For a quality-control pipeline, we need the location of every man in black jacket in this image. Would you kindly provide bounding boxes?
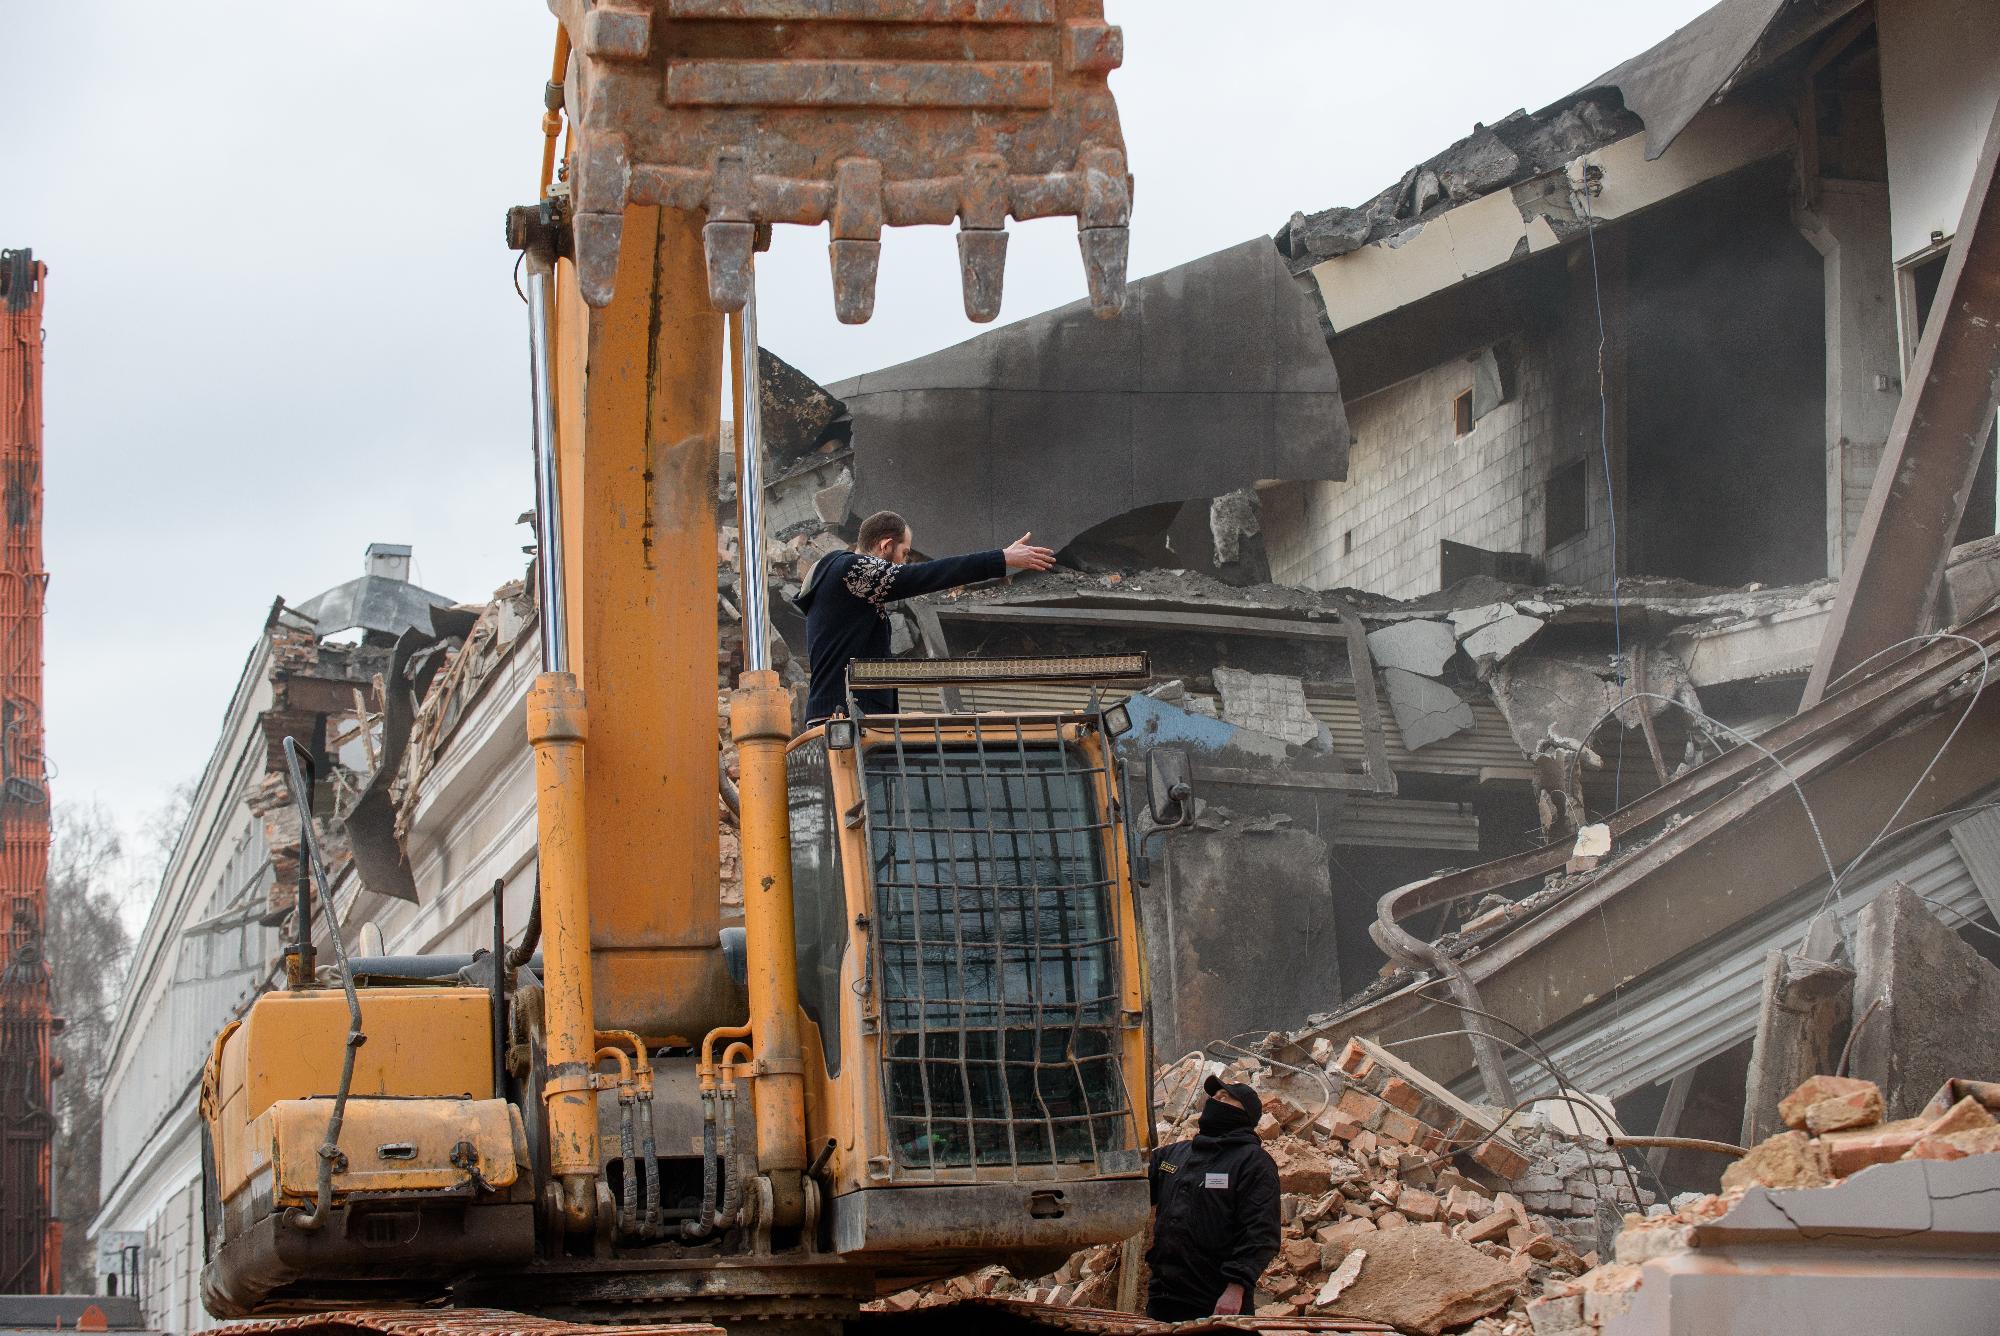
[1144,1075,1282,1321]
[796,510,1055,723]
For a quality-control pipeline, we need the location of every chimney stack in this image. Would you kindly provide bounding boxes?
[365,542,413,583]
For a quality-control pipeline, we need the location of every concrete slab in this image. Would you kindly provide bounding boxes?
[1381,669,1475,751]
[1460,612,1544,670]
[1366,619,1457,676]
[1447,602,1515,641]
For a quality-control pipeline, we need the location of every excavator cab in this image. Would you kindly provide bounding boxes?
[786,655,1155,1281]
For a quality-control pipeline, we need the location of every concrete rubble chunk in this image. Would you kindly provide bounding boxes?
[1849,883,2000,1119]
[1314,1248,1366,1308]
[1720,1129,1832,1193]
[1381,668,1476,751]
[1461,612,1545,670]
[1319,1226,1522,1335]
[1779,1075,1881,1131]
[1212,666,1321,747]
[1365,619,1458,676]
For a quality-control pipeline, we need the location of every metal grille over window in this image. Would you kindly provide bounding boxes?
[861,718,1130,1175]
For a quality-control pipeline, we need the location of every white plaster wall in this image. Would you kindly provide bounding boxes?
[1878,0,2000,263]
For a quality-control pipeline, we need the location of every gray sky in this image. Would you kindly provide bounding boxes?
[4,0,1715,860]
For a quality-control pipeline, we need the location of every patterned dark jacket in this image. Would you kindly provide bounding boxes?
[795,548,1004,722]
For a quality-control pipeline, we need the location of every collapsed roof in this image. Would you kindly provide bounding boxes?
[820,237,1351,558]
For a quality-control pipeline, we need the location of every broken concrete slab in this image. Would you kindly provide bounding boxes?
[1213,667,1320,747]
[1448,602,1516,641]
[1849,883,2000,1120]
[1380,668,1475,751]
[1460,612,1544,671]
[1320,1226,1522,1335]
[1365,619,1457,676]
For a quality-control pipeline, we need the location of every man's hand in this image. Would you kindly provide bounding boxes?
[1003,532,1057,572]
[1212,1283,1246,1316]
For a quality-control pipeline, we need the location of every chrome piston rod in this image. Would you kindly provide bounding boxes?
[734,262,771,675]
[526,256,569,674]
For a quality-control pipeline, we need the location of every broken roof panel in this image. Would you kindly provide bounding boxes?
[826,237,1349,557]
[1584,0,1788,160]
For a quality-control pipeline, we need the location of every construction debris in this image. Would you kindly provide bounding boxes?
[873,1037,1660,1330]
[1530,1073,2000,1334]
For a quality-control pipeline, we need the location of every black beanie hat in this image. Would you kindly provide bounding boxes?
[1203,1073,1263,1124]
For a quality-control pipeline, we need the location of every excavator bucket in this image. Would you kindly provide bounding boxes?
[547,0,1131,323]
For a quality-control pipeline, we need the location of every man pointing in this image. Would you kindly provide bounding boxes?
[796,510,1055,723]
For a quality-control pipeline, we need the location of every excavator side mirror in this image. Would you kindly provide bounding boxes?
[1145,748,1193,828]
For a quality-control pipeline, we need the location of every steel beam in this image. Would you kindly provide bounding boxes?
[1804,96,2000,706]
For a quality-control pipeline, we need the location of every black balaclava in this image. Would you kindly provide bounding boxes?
[1196,1075,1262,1137]
[1197,1097,1257,1137]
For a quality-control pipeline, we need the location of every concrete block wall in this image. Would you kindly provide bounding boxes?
[1268,340,1611,599]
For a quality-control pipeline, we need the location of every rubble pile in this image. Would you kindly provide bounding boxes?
[872,1037,1658,1333]
[1527,1074,2000,1334]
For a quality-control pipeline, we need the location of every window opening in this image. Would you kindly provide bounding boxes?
[1547,459,1589,549]
[1452,390,1473,439]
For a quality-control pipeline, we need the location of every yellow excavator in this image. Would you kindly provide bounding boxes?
[192,5,1190,1333]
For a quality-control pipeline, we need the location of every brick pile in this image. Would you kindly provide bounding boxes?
[1526,1074,2000,1334]
[872,1039,1657,1334]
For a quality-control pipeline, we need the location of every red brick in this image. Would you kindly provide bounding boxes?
[1777,1075,1879,1131]
[1471,1140,1532,1179]
[1338,1087,1387,1126]
[1925,1095,1997,1139]
[1908,1124,2000,1161]
[1456,1212,1512,1245]
[1802,1085,1885,1135]
[1820,1119,1927,1177]
[1380,1076,1424,1114]
[1396,1186,1442,1222]
[1377,1107,1424,1147]
[1337,1039,1374,1078]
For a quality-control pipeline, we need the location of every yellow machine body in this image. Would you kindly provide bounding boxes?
[200,990,536,1318]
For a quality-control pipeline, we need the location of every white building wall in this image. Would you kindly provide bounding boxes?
[92,614,544,1330]
[1878,0,2000,264]
[1265,347,1569,600]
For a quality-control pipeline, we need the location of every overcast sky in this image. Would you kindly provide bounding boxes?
[4,0,1715,868]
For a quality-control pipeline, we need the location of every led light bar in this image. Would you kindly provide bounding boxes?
[847,652,1150,690]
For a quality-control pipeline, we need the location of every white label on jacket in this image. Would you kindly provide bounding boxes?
[1204,1173,1229,1189]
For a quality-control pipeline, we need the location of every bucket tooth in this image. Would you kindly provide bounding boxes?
[573,213,625,309]
[829,239,881,326]
[957,229,1009,323]
[1079,226,1128,319]
[703,220,755,313]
